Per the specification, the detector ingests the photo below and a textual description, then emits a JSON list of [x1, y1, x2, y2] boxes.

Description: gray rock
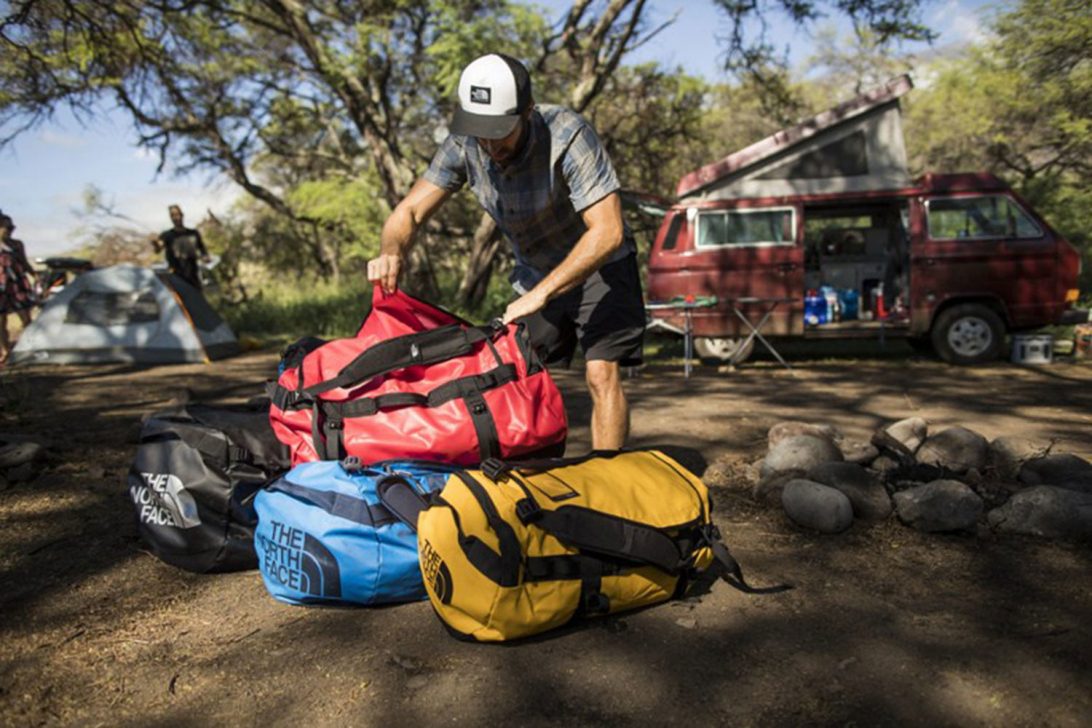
[[916, 427, 989, 473], [840, 440, 880, 466], [781, 479, 854, 534], [989, 436, 1051, 480], [894, 480, 983, 532], [1053, 473, 1092, 496], [808, 462, 892, 522], [0, 441, 44, 469], [1019, 453, 1092, 486], [753, 469, 805, 506], [988, 486, 1092, 541], [768, 421, 840, 449], [884, 417, 928, 454], [762, 435, 843, 477], [870, 455, 900, 473]]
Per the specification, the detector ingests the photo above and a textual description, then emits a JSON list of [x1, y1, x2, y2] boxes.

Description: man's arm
[[501, 192, 624, 324], [367, 178, 452, 293], [195, 230, 209, 259]]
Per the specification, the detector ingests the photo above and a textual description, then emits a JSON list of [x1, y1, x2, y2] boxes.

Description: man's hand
[[502, 289, 548, 324], [367, 252, 402, 294]]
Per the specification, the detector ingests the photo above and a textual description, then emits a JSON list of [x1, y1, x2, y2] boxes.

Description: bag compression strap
[[267, 479, 397, 527], [300, 322, 503, 398]]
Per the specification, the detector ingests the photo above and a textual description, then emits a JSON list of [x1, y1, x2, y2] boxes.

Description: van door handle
[[778, 263, 798, 272], [924, 258, 936, 266]]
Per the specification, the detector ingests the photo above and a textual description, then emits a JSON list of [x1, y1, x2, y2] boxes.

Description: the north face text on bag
[[130, 472, 200, 528], [258, 521, 341, 598]]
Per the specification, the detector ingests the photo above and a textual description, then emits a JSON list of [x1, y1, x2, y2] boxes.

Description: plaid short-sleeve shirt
[[424, 105, 634, 293]]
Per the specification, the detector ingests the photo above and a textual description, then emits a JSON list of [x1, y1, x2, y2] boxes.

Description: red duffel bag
[[268, 287, 567, 466]]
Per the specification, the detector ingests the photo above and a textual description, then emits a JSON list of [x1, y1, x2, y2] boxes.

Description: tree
[[906, 0, 1091, 287], [711, 0, 935, 124]]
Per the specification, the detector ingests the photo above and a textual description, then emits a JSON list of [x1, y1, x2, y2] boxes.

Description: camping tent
[[11, 264, 239, 365]]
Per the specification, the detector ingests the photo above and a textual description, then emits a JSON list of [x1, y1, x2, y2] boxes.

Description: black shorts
[[520, 254, 645, 368]]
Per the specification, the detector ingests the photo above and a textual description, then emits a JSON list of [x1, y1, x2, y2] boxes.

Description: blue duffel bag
[[253, 458, 457, 606]]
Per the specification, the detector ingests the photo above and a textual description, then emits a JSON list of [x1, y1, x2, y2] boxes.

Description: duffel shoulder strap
[[512, 492, 688, 574], [375, 476, 431, 533], [302, 322, 503, 398]]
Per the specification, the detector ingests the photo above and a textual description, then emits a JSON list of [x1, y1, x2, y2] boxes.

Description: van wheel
[[694, 336, 754, 364], [931, 304, 1005, 365]]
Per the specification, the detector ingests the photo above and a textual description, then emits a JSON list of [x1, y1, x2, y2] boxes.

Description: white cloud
[[38, 130, 88, 149]]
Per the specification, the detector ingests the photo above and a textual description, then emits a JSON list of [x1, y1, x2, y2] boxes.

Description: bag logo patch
[[420, 538, 452, 604], [130, 472, 200, 529], [469, 86, 491, 105], [258, 521, 342, 598]]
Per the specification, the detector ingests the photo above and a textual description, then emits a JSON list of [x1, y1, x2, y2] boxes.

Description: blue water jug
[[804, 291, 827, 325], [838, 289, 860, 320]]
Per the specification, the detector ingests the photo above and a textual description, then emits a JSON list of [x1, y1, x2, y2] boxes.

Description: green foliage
[[215, 276, 372, 344], [906, 0, 1091, 290]]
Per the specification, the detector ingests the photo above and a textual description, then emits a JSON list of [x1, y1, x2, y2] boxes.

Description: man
[[367, 53, 644, 451], [152, 205, 209, 290]]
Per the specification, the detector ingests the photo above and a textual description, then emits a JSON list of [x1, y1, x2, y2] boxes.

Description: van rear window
[[927, 196, 1042, 240], [696, 207, 794, 248], [660, 214, 684, 251]]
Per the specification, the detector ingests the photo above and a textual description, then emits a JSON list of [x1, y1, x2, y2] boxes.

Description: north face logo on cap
[[469, 85, 492, 105]]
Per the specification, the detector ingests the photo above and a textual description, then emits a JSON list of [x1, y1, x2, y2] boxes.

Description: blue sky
[[2, 0, 999, 256]]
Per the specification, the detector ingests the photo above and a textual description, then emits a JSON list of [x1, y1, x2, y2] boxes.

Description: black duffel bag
[[127, 402, 290, 573]]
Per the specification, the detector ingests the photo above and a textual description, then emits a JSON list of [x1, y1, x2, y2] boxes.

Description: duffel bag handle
[[303, 322, 504, 398]]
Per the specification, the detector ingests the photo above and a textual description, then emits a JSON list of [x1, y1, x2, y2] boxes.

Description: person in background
[[0, 214, 38, 363], [151, 204, 209, 290], [367, 53, 645, 451]]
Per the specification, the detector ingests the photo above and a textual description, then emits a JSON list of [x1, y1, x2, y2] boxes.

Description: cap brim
[[450, 108, 521, 139]]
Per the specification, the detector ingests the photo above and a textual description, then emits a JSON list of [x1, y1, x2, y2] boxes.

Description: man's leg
[[585, 359, 628, 450]]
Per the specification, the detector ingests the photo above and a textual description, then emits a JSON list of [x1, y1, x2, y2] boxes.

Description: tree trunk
[[458, 215, 505, 309]]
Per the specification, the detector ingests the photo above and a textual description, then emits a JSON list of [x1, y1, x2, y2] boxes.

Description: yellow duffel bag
[[377, 450, 787, 642]]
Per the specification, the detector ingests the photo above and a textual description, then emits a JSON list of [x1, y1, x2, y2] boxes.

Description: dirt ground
[[1, 347, 1090, 727]]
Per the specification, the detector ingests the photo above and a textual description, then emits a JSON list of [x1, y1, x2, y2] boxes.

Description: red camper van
[[646, 77, 1086, 365]]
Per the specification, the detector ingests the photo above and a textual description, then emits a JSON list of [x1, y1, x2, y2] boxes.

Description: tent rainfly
[[11, 264, 239, 365]]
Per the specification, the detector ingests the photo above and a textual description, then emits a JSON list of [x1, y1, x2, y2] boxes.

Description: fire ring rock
[[781, 479, 854, 534], [761, 435, 843, 478], [808, 462, 892, 522], [1018, 453, 1092, 487], [883, 417, 928, 454], [894, 479, 983, 532], [768, 422, 841, 450], [987, 486, 1092, 541], [988, 436, 1050, 480], [916, 427, 989, 473]]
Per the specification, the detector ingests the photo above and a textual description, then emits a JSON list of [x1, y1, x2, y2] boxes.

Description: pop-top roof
[[677, 75, 914, 200]]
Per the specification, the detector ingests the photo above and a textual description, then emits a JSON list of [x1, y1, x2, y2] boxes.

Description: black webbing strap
[[454, 473, 522, 587], [321, 364, 518, 419], [300, 324, 498, 398], [464, 389, 500, 461], [268, 479, 396, 527], [375, 476, 430, 533], [517, 502, 686, 575], [705, 529, 793, 595], [523, 555, 624, 582], [578, 557, 610, 615]]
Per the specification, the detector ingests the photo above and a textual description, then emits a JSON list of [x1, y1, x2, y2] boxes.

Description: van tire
[[931, 304, 1005, 365], [694, 336, 754, 365]]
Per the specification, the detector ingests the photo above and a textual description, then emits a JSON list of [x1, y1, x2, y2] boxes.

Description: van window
[[927, 196, 1042, 240], [696, 207, 794, 249], [661, 213, 684, 251]]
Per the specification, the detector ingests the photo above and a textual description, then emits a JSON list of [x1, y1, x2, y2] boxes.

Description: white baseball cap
[[451, 53, 533, 139]]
